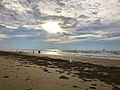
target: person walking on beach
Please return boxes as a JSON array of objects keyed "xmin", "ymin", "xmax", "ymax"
[
  {"xmin": 38, "ymin": 51, "xmax": 41, "ymax": 54},
  {"xmin": 33, "ymin": 51, "xmax": 34, "ymax": 53}
]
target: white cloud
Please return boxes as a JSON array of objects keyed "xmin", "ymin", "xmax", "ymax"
[
  {"xmin": 12, "ymin": 34, "xmax": 34, "ymax": 38},
  {"xmin": 0, "ymin": 34, "xmax": 8, "ymax": 39},
  {"xmin": 0, "ymin": 0, "xmax": 120, "ymax": 43}
]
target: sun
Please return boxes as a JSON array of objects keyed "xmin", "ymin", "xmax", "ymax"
[{"xmin": 42, "ymin": 21, "xmax": 62, "ymax": 33}]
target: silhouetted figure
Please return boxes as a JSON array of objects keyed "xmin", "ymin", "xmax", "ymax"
[
  {"xmin": 19, "ymin": 51, "xmax": 22, "ymax": 53},
  {"xmin": 103, "ymin": 49, "xmax": 105, "ymax": 51},
  {"xmin": 33, "ymin": 51, "xmax": 34, "ymax": 53},
  {"xmin": 38, "ymin": 51, "xmax": 41, "ymax": 54}
]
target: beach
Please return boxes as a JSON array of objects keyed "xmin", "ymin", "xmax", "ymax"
[{"xmin": 0, "ymin": 51, "xmax": 120, "ymax": 90}]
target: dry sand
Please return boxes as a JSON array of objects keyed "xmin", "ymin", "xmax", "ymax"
[{"xmin": 0, "ymin": 51, "xmax": 120, "ymax": 90}]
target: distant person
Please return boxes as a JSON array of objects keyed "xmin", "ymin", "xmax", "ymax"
[
  {"xmin": 103, "ymin": 49, "xmax": 105, "ymax": 51},
  {"xmin": 33, "ymin": 51, "xmax": 34, "ymax": 53},
  {"xmin": 38, "ymin": 51, "xmax": 41, "ymax": 54},
  {"xmin": 19, "ymin": 51, "xmax": 22, "ymax": 53}
]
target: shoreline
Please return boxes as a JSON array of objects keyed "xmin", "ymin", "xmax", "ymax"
[{"xmin": 15, "ymin": 51, "xmax": 120, "ymax": 67}]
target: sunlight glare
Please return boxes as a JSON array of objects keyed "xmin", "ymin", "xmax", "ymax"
[{"xmin": 42, "ymin": 21, "xmax": 62, "ymax": 33}]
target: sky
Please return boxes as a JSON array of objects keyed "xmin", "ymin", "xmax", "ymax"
[{"xmin": 0, "ymin": 0, "xmax": 120, "ymax": 50}]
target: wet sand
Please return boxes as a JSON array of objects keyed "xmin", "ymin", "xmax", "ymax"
[{"xmin": 0, "ymin": 51, "xmax": 120, "ymax": 90}]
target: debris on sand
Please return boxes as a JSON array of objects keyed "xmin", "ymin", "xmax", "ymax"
[
  {"xmin": 89, "ymin": 86, "xmax": 96, "ymax": 89},
  {"xmin": 73, "ymin": 85, "xmax": 81, "ymax": 89},
  {"xmin": 59, "ymin": 76, "xmax": 69, "ymax": 79},
  {"xmin": 73, "ymin": 85, "xmax": 78, "ymax": 88},
  {"xmin": 44, "ymin": 69, "xmax": 48, "ymax": 72},
  {"xmin": 112, "ymin": 86, "xmax": 120, "ymax": 90},
  {"xmin": 25, "ymin": 65, "xmax": 31, "ymax": 67},
  {"xmin": 26, "ymin": 78, "xmax": 30, "ymax": 81},
  {"xmin": 56, "ymin": 70, "xmax": 64, "ymax": 73},
  {"xmin": 92, "ymin": 84, "xmax": 97, "ymax": 86},
  {"xmin": 82, "ymin": 78, "xmax": 92, "ymax": 82}
]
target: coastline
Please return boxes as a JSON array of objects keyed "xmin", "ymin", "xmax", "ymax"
[{"xmin": 19, "ymin": 51, "xmax": 120, "ymax": 67}]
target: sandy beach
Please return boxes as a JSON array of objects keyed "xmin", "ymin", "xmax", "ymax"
[{"xmin": 0, "ymin": 51, "xmax": 120, "ymax": 90}]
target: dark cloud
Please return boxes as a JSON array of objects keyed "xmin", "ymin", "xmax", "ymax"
[
  {"xmin": 74, "ymin": 37, "xmax": 87, "ymax": 40},
  {"xmin": 0, "ymin": 4, "xmax": 4, "ymax": 9},
  {"xmin": 91, "ymin": 11, "xmax": 99, "ymax": 15},
  {"xmin": 78, "ymin": 15, "xmax": 89, "ymax": 19},
  {"xmin": 27, "ymin": 0, "xmax": 32, "ymax": 4},
  {"xmin": 93, "ymin": 19, "xmax": 102, "ymax": 24},
  {"xmin": 56, "ymin": 0, "xmax": 65, "ymax": 6},
  {"xmin": 105, "ymin": 33, "xmax": 120, "ymax": 38}
]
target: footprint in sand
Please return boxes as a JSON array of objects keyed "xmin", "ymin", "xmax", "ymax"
[
  {"xmin": 25, "ymin": 65, "xmax": 31, "ymax": 67},
  {"xmin": 16, "ymin": 68, "xmax": 20, "ymax": 70},
  {"xmin": 42, "ymin": 68, "xmax": 50, "ymax": 73},
  {"xmin": 62, "ymin": 84, "xmax": 67, "ymax": 86},
  {"xmin": 92, "ymin": 84, "xmax": 97, "ymax": 86},
  {"xmin": 59, "ymin": 76, "xmax": 69, "ymax": 79},
  {"xmin": 11, "ymin": 66, "xmax": 15, "ymax": 67},
  {"xmin": 25, "ymin": 76, "xmax": 31, "ymax": 81},
  {"xmin": 16, "ymin": 64, "xmax": 23, "ymax": 67},
  {"xmin": 8, "ymin": 85, "xmax": 11, "ymax": 87},
  {"xmin": 26, "ymin": 88, "xmax": 33, "ymax": 90},
  {"xmin": 3, "ymin": 68, "xmax": 8, "ymax": 70},
  {"xmin": 3, "ymin": 76, "xmax": 9, "ymax": 78},
  {"xmin": 73, "ymin": 85, "xmax": 81, "ymax": 89}
]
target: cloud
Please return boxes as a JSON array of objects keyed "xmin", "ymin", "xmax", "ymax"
[
  {"xmin": 78, "ymin": 15, "xmax": 89, "ymax": 19},
  {"xmin": 101, "ymin": 36, "xmax": 120, "ymax": 41},
  {"xmin": 0, "ymin": 0, "xmax": 120, "ymax": 43},
  {"xmin": 0, "ymin": 34, "xmax": 8, "ymax": 39},
  {"xmin": 12, "ymin": 34, "xmax": 35, "ymax": 38}
]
